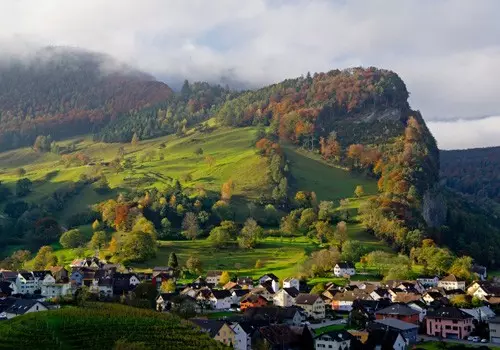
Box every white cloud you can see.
[0,0,499,148]
[428,116,500,150]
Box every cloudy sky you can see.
[1,0,499,149]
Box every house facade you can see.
[296,293,325,320]
[438,275,466,291]
[417,276,440,288]
[333,262,356,277]
[41,274,72,298]
[240,294,267,311]
[283,278,300,290]
[425,307,474,339]
[5,300,48,319]
[16,272,37,294]
[206,271,223,286]
[375,304,420,325]
[273,287,299,307]
[489,317,500,344]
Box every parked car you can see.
[473,336,480,342]
[467,336,474,341]
[481,339,488,343]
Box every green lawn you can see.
[283,145,377,202]
[314,324,346,335]
[131,236,319,280]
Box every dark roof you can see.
[472,265,487,275]
[366,329,403,349]
[315,330,353,342]
[19,272,34,280]
[5,299,46,315]
[473,281,500,295]
[295,293,321,305]
[372,288,389,296]
[206,270,223,277]
[32,271,51,279]
[283,287,300,298]
[237,276,253,285]
[425,291,444,299]
[114,273,138,280]
[440,274,462,282]
[0,271,18,281]
[375,303,419,316]
[190,319,226,338]
[427,307,473,320]
[259,273,279,282]
[0,281,13,295]
[336,262,355,269]
[232,289,248,297]
[445,289,466,296]
[243,306,301,322]
[0,298,17,312]
[258,324,300,346]
[97,278,113,287]
[211,290,232,299]
[372,319,419,331]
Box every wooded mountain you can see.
[0,47,172,151]
[1,47,499,266]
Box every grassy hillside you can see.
[283,145,378,201]
[0,126,269,224]
[0,303,225,350]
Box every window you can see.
[453,320,458,324]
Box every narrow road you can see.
[308,318,347,329]
[419,335,491,347]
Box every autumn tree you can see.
[334,221,348,248]
[92,219,102,232]
[310,283,326,295]
[221,179,234,202]
[121,231,157,262]
[354,185,365,198]
[239,218,263,249]
[33,246,55,270]
[182,212,199,240]
[448,256,473,281]
[219,271,230,286]
[160,279,176,293]
[90,231,108,250]
[15,168,26,177]
[186,255,202,274]
[208,226,233,248]
[109,236,119,255]
[319,132,341,161]
[255,259,263,269]
[315,221,335,243]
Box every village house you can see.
[250,284,275,301]
[16,272,37,295]
[236,277,253,289]
[239,294,268,311]
[41,274,72,298]
[333,262,356,277]
[408,301,428,323]
[243,306,304,326]
[258,273,279,285]
[467,281,500,301]
[472,265,487,280]
[49,266,68,281]
[156,293,200,313]
[0,270,18,283]
[231,289,248,305]
[314,330,352,350]
[283,277,300,291]
[152,272,173,289]
[489,317,500,344]
[422,291,445,305]
[331,290,373,312]
[70,269,84,286]
[375,303,420,325]
[90,278,113,297]
[295,293,325,320]
[425,307,474,339]
[206,271,223,286]
[438,274,466,291]
[231,322,255,350]
[417,276,440,288]
[371,318,419,344]
[32,270,51,290]
[273,287,300,307]
[223,281,240,291]
[191,319,236,347]
[370,288,390,301]
[460,306,496,323]
[207,289,233,310]
[4,299,50,319]
[365,329,407,350]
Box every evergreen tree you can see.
[168,252,179,269]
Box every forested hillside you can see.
[0,47,173,151]
[441,146,500,203]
